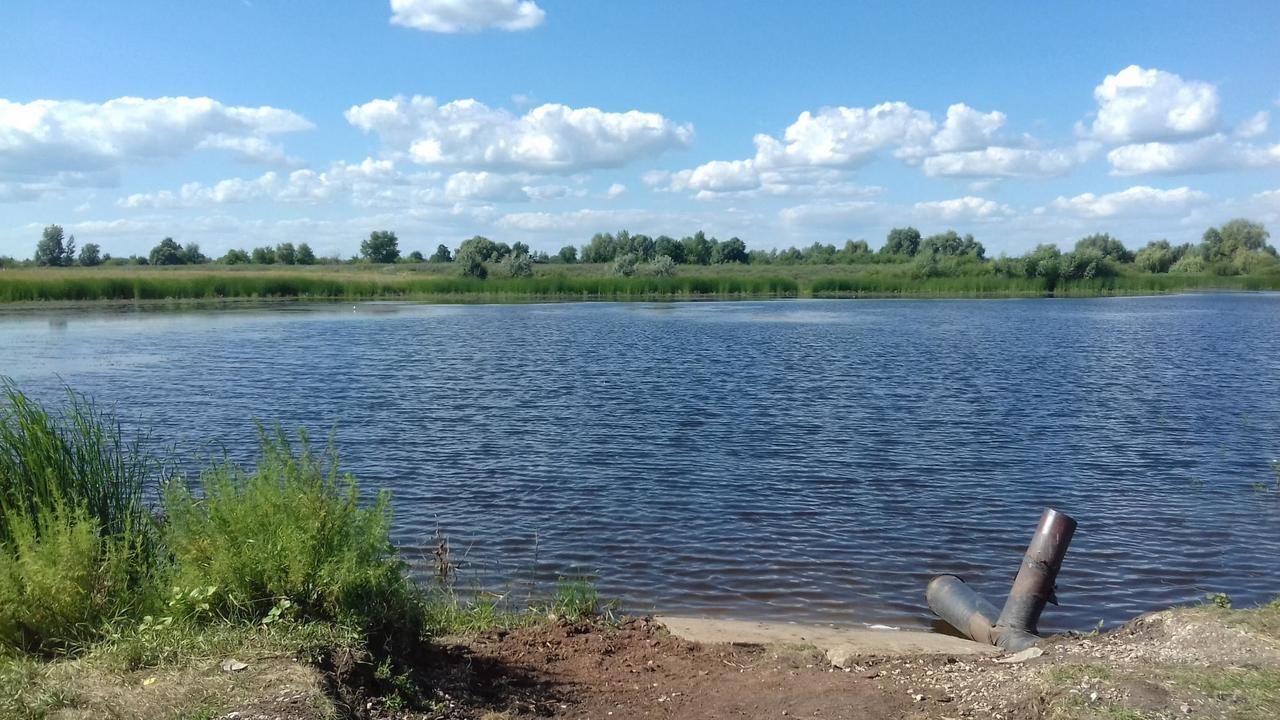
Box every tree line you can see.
[3,220,1274,284]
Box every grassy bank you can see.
[0,383,598,718]
[2,264,1279,304]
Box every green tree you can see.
[458,254,487,279]
[882,227,922,256]
[840,240,871,261]
[1075,233,1133,263]
[180,243,207,265]
[802,242,837,264]
[1170,253,1207,273]
[622,233,655,260]
[1133,240,1185,273]
[654,235,685,264]
[221,249,251,265]
[582,232,617,263]
[712,237,749,264]
[296,243,316,265]
[511,241,530,257]
[34,225,66,267]
[918,231,984,259]
[360,230,400,263]
[275,242,297,265]
[456,236,496,263]
[406,250,425,262]
[149,237,184,266]
[492,242,513,263]
[77,243,102,267]
[681,231,713,265]
[1059,247,1116,280]
[1025,244,1063,286]
[556,245,577,264]
[1201,219,1271,262]
[250,246,276,264]
[429,244,453,263]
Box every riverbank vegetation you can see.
[2,219,1277,302]
[0,383,596,718]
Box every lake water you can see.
[2,295,1278,633]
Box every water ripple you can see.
[1,295,1278,632]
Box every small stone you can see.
[993,647,1044,664]
[1181,704,1191,714]
[220,659,249,672]
[826,645,858,670]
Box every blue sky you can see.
[2,0,1278,259]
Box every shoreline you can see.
[0,285,1275,315]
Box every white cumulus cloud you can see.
[0,96,311,198]
[1235,111,1270,139]
[117,158,402,209]
[1107,134,1280,175]
[666,159,761,194]
[753,102,936,169]
[913,196,1014,222]
[899,103,1006,159]
[389,0,544,33]
[443,171,532,202]
[345,96,692,172]
[922,143,1097,178]
[1047,185,1208,218]
[1087,65,1219,143]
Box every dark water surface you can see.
[2,295,1279,633]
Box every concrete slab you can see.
[656,616,998,657]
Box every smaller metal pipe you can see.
[926,575,1000,646]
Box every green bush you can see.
[0,503,148,654]
[163,430,421,644]
[0,383,160,654]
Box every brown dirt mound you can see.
[404,617,914,719]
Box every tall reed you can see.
[0,381,156,545]
[0,382,161,653]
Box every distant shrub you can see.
[1170,254,1207,274]
[648,254,676,277]
[502,253,533,278]
[458,255,488,279]
[163,430,421,644]
[612,253,639,277]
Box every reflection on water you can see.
[1,294,1278,632]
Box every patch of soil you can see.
[244,608,1280,720]
[448,617,914,720]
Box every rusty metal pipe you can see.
[995,508,1077,637]
[927,508,1077,653]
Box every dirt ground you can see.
[22,606,1278,720]
[329,606,1280,720]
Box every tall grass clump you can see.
[163,429,422,648]
[0,382,160,654]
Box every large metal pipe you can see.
[995,508,1077,636]
[926,508,1077,653]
